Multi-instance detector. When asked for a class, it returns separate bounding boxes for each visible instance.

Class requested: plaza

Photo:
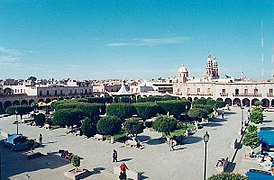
[0,106,264,180]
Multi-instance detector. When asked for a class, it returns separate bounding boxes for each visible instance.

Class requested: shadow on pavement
[1,146,70,180]
[182,136,203,144]
[119,157,132,162]
[89,167,105,176]
[225,161,236,172]
[263,119,273,123]
[139,172,149,179]
[203,122,223,127]
[136,135,151,142]
[211,118,227,123]
[146,137,165,145]
[260,127,274,131]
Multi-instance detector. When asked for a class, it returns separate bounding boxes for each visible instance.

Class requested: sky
[0,0,273,80]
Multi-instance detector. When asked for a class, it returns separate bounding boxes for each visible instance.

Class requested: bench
[114,166,140,180]
[94,134,104,141]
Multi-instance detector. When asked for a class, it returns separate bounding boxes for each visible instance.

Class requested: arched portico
[21,100,28,105]
[194,97,198,101]
[262,98,270,107]
[38,99,44,103]
[242,98,250,107]
[45,98,51,103]
[187,97,192,102]
[3,88,12,95]
[251,98,259,106]
[4,101,12,108]
[216,98,223,101]
[225,98,232,106]
[13,100,20,106]
[272,99,274,107]
[29,99,35,105]
[233,98,241,106]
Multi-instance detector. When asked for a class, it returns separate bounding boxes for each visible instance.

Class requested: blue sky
[0,0,273,80]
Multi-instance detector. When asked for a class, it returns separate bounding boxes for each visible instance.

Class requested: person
[113,149,118,162]
[169,138,174,151]
[39,134,42,144]
[120,162,128,174]
[221,112,224,119]
[119,171,127,180]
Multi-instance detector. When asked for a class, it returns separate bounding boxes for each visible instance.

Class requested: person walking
[169,138,174,151]
[39,134,43,144]
[120,162,128,174]
[113,149,118,162]
[221,112,225,119]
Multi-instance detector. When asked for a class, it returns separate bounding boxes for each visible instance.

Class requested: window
[60,90,63,95]
[222,89,226,93]
[75,90,77,94]
[39,90,43,96]
[235,89,239,95]
[269,89,273,94]
[197,88,200,93]
[70,90,72,94]
[207,88,211,93]
[254,88,258,94]
[244,89,248,95]
[47,90,50,96]
[55,90,57,96]
[85,89,87,94]
[187,88,190,93]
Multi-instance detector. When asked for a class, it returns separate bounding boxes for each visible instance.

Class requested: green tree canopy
[249,110,263,124]
[81,117,97,137]
[71,155,80,168]
[242,132,260,149]
[255,101,263,107]
[53,108,84,127]
[106,103,136,120]
[124,118,144,136]
[247,124,258,133]
[6,105,33,118]
[76,103,105,117]
[157,100,191,118]
[133,102,159,120]
[34,113,46,126]
[192,104,214,115]
[208,172,247,180]
[152,116,177,135]
[187,108,207,121]
[96,116,122,136]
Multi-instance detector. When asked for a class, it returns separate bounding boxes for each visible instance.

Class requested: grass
[170,123,195,138]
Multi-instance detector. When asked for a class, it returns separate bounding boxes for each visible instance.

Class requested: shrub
[85,97,113,103]
[192,104,213,115]
[187,108,207,121]
[97,116,122,136]
[72,155,80,168]
[53,109,84,127]
[6,105,33,118]
[247,124,258,133]
[242,132,260,149]
[34,113,46,126]
[54,102,79,110]
[124,118,144,136]
[249,110,263,124]
[106,103,136,120]
[255,101,263,107]
[81,117,97,137]
[157,100,190,118]
[152,116,177,135]
[133,102,159,120]
[76,103,105,117]
[208,172,247,180]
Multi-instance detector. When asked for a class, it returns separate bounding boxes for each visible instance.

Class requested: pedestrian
[39,134,42,144]
[120,162,128,174]
[221,112,224,119]
[119,171,127,180]
[113,149,118,162]
[169,138,174,151]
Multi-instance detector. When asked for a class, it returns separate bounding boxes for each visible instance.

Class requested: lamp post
[203,131,209,180]
[15,110,18,134]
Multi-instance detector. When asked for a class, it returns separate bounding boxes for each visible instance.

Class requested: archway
[187,97,192,102]
[272,99,274,107]
[3,88,12,94]
[0,102,3,111]
[29,99,35,105]
[38,99,44,103]
[59,98,64,101]
[262,98,270,107]
[233,98,241,106]
[225,98,232,106]
[207,97,212,100]
[21,100,28,105]
[45,98,51,103]
[4,101,12,108]
[194,97,198,101]
[216,98,223,102]
[242,98,250,107]
[251,98,259,106]
[52,98,58,101]
[13,100,20,106]
[65,97,70,100]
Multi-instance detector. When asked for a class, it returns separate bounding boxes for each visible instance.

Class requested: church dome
[178,64,188,73]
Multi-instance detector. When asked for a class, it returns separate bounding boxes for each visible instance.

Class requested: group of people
[112,149,129,180]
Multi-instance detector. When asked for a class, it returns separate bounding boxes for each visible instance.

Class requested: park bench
[114,166,140,180]
[94,134,104,141]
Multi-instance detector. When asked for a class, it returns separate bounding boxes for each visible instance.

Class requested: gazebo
[110,82,135,102]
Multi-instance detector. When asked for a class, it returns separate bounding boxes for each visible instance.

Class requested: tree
[76,103,105,118]
[249,110,263,124]
[157,100,190,118]
[106,103,136,120]
[133,103,159,120]
[242,132,260,150]
[71,155,80,169]
[247,124,258,133]
[255,101,263,107]
[192,104,214,116]
[96,116,122,136]
[27,76,37,81]
[208,172,247,180]
[187,108,207,122]
[34,113,46,126]
[152,116,177,135]
[53,109,84,127]
[6,105,33,119]
[81,117,96,137]
[124,118,144,137]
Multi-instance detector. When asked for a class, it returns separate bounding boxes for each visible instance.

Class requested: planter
[64,168,90,180]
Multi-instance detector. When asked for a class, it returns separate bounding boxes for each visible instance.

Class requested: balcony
[232,93,262,97]
[187,93,213,96]
[220,93,228,97]
[267,93,274,97]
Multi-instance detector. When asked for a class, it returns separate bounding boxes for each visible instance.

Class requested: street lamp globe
[204,131,209,143]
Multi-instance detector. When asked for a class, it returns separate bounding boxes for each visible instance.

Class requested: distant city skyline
[0,0,273,80]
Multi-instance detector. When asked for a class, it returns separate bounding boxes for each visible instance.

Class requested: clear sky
[0,0,273,80]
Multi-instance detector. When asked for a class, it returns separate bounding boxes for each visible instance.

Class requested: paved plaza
[1,106,271,180]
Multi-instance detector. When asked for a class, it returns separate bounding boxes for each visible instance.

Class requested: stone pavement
[0,106,246,180]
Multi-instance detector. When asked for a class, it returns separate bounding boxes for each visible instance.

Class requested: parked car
[2,134,30,151]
